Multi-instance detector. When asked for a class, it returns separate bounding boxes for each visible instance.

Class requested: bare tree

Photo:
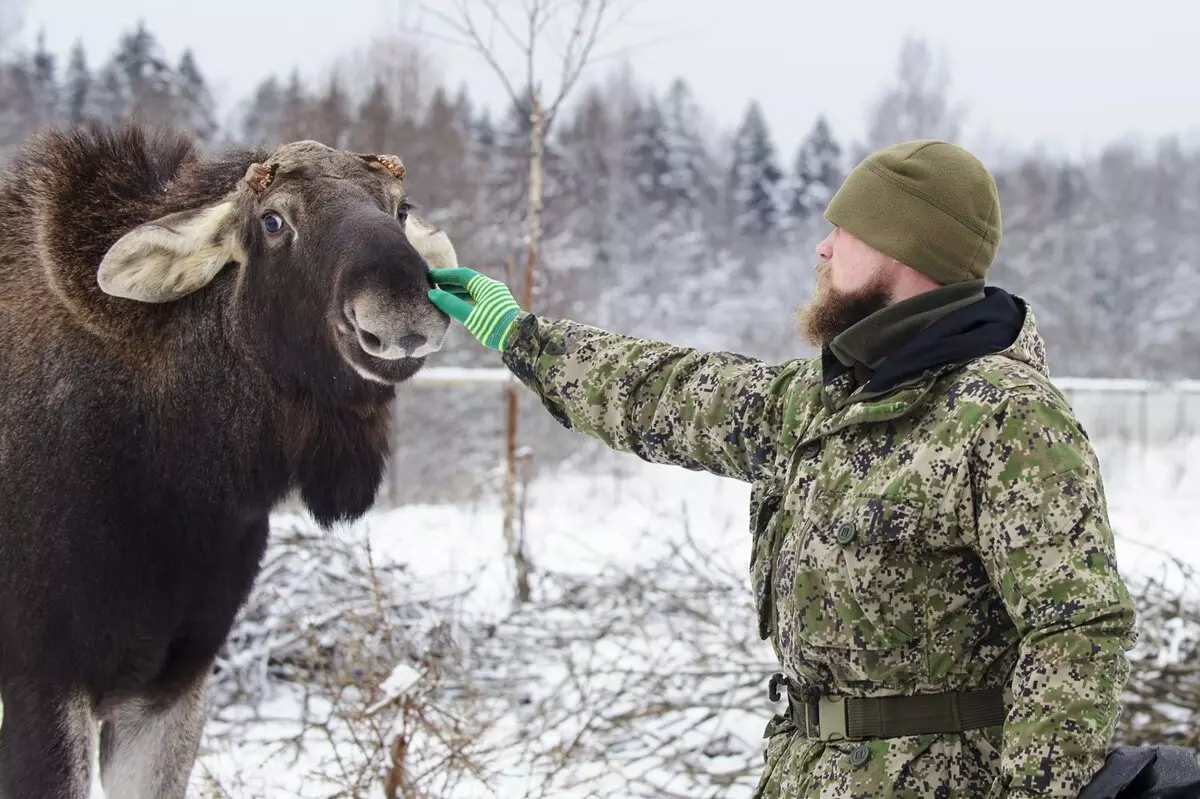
[859,36,966,156]
[419,0,637,606]
[335,32,444,128]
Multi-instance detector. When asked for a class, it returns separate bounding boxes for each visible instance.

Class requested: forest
[2,22,1195,385]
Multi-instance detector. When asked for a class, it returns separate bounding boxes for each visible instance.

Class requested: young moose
[0,124,457,798]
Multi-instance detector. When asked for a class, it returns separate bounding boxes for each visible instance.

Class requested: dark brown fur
[0,122,449,798]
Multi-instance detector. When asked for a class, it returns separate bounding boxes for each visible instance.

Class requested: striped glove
[427,268,523,351]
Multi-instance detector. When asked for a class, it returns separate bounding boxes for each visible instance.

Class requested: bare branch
[480,0,530,57]
[422,0,639,124]
[420,1,524,106]
[526,0,539,109]
[545,0,593,117]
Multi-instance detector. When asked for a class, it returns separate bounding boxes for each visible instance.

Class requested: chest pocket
[790,495,929,652]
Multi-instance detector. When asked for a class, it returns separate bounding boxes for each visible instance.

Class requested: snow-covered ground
[189,453,775,799]
[1094,435,1200,592]
[173,434,1200,799]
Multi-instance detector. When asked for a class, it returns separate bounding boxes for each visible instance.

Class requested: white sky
[15,0,1200,163]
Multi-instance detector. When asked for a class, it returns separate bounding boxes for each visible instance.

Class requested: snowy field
[156,432,1200,799]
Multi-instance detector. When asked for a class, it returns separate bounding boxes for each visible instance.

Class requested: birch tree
[423,0,637,605]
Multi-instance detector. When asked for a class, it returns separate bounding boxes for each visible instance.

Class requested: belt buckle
[816,695,852,742]
[791,691,820,738]
[773,675,856,742]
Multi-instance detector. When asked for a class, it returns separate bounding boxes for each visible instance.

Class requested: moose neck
[284,392,394,527]
[153,285,397,530]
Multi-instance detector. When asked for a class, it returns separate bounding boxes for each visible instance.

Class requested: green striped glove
[427,268,523,351]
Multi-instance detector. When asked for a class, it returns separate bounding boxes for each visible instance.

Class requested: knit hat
[823,140,1001,284]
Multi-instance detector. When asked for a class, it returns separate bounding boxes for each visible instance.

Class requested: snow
[1100,436,1200,600]
[410,366,514,385]
[169,433,1200,799]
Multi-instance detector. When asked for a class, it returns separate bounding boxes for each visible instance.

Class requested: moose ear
[404,213,458,268]
[97,201,239,303]
[357,153,405,180]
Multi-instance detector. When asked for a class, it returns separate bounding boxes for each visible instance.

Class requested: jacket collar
[828,279,986,385]
[817,286,1041,418]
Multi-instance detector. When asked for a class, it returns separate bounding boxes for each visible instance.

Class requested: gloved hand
[427,267,523,351]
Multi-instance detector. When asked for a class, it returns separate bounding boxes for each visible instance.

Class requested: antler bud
[376,155,405,180]
[244,162,277,194]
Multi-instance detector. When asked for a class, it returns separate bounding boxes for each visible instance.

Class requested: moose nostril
[397,333,426,352]
[360,330,382,352]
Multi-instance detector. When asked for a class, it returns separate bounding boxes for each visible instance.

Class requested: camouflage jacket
[501,291,1137,798]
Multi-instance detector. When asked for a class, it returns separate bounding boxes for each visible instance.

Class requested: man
[428,140,1138,798]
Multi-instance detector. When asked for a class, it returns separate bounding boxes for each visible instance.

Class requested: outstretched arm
[428,268,809,482]
[963,391,1138,798]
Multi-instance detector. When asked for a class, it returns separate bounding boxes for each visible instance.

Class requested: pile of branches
[200,515,493,798]
[461,533,781,798]
[198,514,780,798]
[197,511,1200,798]
[1117,556,1200,751]
[208,516,467,710]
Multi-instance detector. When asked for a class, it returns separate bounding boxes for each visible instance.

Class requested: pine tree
[352,78,392,152]
[784,115,843,221]
[0,29,59,144]
[417,85,470,210]
[88,21,175,126]
[62,41,90,125]
[30,29,57,126]
[661,78,717,227]
[83,65,124,124]
[625,94,672,211]
[119,21,173,123]
[239,75,284,145]
[175,50,217,141]
[312,71,351,148]
[472,108,494,150]
[0,60,36,148]
[861,37,963,155]
[451,82,473,134]
[728,100,783,237]
[277,69,310,141]
[554,86,616,265]
[489,90,534,212]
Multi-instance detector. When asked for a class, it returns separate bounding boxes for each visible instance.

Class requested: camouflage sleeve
[963,390,1138,798]
[499,312,799,482]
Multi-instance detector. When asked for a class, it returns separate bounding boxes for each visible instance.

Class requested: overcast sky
[16,0,1200,162]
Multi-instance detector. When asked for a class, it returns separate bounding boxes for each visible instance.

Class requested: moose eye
[396,201,412,225]
[262,211,285,235]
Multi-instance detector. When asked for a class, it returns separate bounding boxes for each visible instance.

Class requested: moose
[0,123,458,798]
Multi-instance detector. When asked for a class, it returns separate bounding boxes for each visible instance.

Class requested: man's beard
[795,263,892,349]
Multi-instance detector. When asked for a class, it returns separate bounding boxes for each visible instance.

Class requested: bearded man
[428,140,1138,798]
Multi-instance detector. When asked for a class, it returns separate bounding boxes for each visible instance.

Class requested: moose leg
[99,673,209,799]
[0,680,96,799]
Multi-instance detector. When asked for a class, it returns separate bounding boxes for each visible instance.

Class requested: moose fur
[0,122,457,798]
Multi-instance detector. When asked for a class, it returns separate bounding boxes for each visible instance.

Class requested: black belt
[768,673,1009,742]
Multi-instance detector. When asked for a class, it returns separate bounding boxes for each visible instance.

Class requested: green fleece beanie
[823,140,1001,284]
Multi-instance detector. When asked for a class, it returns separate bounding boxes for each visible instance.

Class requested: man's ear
[97,200,239,303]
